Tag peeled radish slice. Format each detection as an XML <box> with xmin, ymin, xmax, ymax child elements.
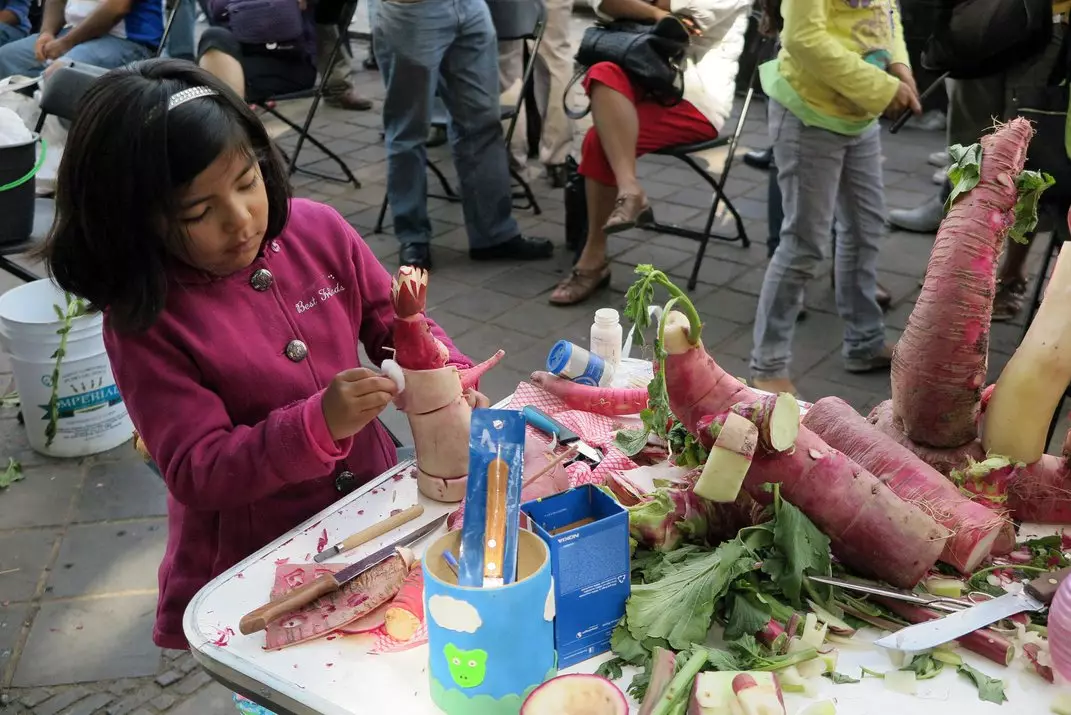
<box><xmin>884</xmin><ymin>670</ymin><xmax>917</xmax><ymax>695</ymax></box>
<box><xmin>796</xmin><ymin>700</ymin><xmax>837</xmax><ymax>715</ymax></box>
<box><xmin>521</xmin><ymin>675</ymin><xmax>628</xmax><ymax>715</ymax></box>
<box><xmin>337</xmin><ymin>602</ymin><xmax>390</xmax><ymax>634</ymax></box>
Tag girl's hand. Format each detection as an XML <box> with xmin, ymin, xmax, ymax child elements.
<box><xmin>464</xmin><ymin>389</ymin><xmax>491</xmax><ymax>409</ymax></box>
<box><xmin>884</xmin><ymin>79</ymin><xmax>921</xmax><ymax>119</ymax></box>
<box><xmin>889</xmin><ymin>62</ymin><xmax>918</xmax><ymax>95</ymax></box>
<box><xmin>33</xmin><ymin>32</ymin><xmax>54</xmax><ymax>62</ymax></box>
<box><xmin>322</xmin><ymin>368</ymin><xmax>399</xmax><ymax>441</ymax></box>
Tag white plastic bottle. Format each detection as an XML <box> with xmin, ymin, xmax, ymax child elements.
<box><xmin>590</xmin><ymin>308</ymin><xmax>623</xmax><ymax>369</ymax></box>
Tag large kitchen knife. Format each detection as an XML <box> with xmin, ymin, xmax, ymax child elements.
<box><xmin>873</xmin><ymin>567</ymin><xmax>1071</xmax><ymax>651</ymax></box>
<box><xmin>522</xmin><ymin>405</ymin><xmax>603</xmax><ymax>466</ymax></box>
<box><xmin>238</xmin><ymin>514</ymin><xmax>447</xmax><ymax>635</ymax></box>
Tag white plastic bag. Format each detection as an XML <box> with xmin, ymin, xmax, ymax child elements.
<box><xmin>0</xmin><ymin>107</ymin><xmax>32</xmax><ymax>148</ymax></box>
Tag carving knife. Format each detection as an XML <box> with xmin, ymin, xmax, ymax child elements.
<box><xmin>873</xmin><ymin>567</ymin><xmax>1071</xmax><ymax>651</ymax></box>
<box><xmin>522</xmin><ymin>405</ymin><xmax>603</xmax><ymax>466</ymax></box>
<box><xmin>482</xmin><ymin>454</ymin><xmax>509</xmax><ymax>588</ymax></box>
<box><xmin>314</xmin><ymin>504</ymin><xmax>424</xmax><ymax>562</ymax></box>
<box><xmin>238</xmin><ymin>514</ymin><xmax>446</xmax><ymax>635</ymax></box>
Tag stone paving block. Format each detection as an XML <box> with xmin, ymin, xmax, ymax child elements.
<box><xmin>154</xmin><ymin>670</ymin><xmax>182</xmax><ymax>688</ymax></box>
<box><xmin>167</xmin><ymin>682</ymin><xmax>235</xmax><ymax>715</ymax></box>
<box><xmin>64</xmin><ymin>692</ymin><xmax>116</xmax><ymax>715</ymax></box>
<box><xmin>17</xmin><ymin>688</ymin><xmax>52</xmax><ymax>708</ymax></box>
<box><xmin>457</xmin><ymin>323</ymin><xmax>539</xmax><ymax>364</ymax></box>
<box><xmin>615</xmin><ymin>242</ymin><xmax>692</xmax><ymax>274</ymax></box>
<box><xmin>481</xmin><ymin>267</ymin><xmax>562</xmax><ymax>300</ymax></box>
<box><xmin>33</xmin><ymin>688</ymin><xmax>89</xmax><ymax>715</ymax></box>
<box><xmin>47</xmin><ymin>519</ymin><xmax>166</xmax><ymax>599</ymax></box>
<box><xmin>75</xmin><ymin>461</ymin><xmax>167</xmax><ymax>523</ymax></box>
<box><xmin>172</xmin><ymin>670</ymin><xmax>211</xmax><ymax>697</ymax></box>
<box><xmin>475</xmin><ymin>367</ymin><xmax>530</xmax><ymax>406</ymax></box>
<box><xmin>493</xmin><ymin>297</ymin><xmax>595</xmax><ymax>342</ymax></box>
<box><xmin>877</xmin><ymin>232</ymin><xmax>935</xmax><ymax>278</ymax></box>
<box><xmin>14</xmin><ymin>595</ymin><xmax>159</xmax><ymax>687</ymax></box>
<box><xmin>424</xmin><ymin>311</ymin><xmax>479</xmax><ymax>342</ymax></box>
<box><xmin>692</xmin><ymin>288</ymin><xmax>759</xmax><ymax>326</ymax></box>
<box><xmin>0</xmin><ymin>453</ymin><xmax>82</xmax><ymax>530</ymax></box>
<box><xmin>0</xmin><ymin>531</ymin><xmax>58</xmax><ymax>602</ymax></box>
<box><xmin>666</xmin><ymin>251</ymin><xmax>754</xmax><ymax>289</ymax></box>
<box><xmin>151</xmin><ymin>693</ymin><xmax>177</xmax><ymax>710</ymax></box>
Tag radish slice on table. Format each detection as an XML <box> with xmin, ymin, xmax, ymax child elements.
<box><xmin>796</xmin><ymin>701</ymin><xmax>836</xmax><ymax>715</ymax></box>
<box><xmin>520</xmin><ymin>675</ymin><xmax>627</xmax><ymax>715</ymax></box>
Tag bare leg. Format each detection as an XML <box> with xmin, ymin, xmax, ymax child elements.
<box><xmin>199</xmin><ymin>49</ymin><xmax>245</xmax><ymax>98</ymax></box>
<box><xmin>590</xmin><ymin>83</ymin><xmax>643</xmax><ymax>198</ymax></box>
<box><xmin>574</xmin><ymin>177</ymin><xmax>618</xmax><ymax>270</ymax></box>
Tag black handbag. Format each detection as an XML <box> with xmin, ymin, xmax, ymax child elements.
<box><xmin>922</xmin><ymin>0</ymin><xmax>1052</xmax><ymax>80</ymax></box>
<box><xmin>563</xmin><ymin>157</ymin><xmax>587</xmax><ymax>259</ymax></box>
<box><xmin>565</xmin><ymin>15</ymin><xmax>691</xmax><ymax>119</ymax></box>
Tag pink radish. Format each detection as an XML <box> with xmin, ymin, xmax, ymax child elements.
<box><xmin>639</xmin><ymin>647</ymin><xmax>676</xmax><ymax>715</ymax></box>
<box><xmin>529</xmin><ymin>370</ymin><xmax>649</xmax><ymax>415</ymax></box>
<box><xmin>391</xmin><ymin>266</ymin><xmax>449</xmax><ymax>370</ymax></box>
<box><xmin>732</xmin><ymin>673</ymin><xmax>786</xmax><ymax>715</ymax></box>
<box><xmin>336</xmin><ymin>602</ymin><xmax>390</xmax><ymax>635</ymax></box>
<box><xmin>520</xmin><ymin>674</ymin><xmax>628</xmax><ymax>715</ymax></box>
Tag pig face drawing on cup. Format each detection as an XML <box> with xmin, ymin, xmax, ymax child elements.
<box><xmin>443</xmin><ymin>643</ymin><xmax>488</xmax><ymax>688</ymax></box>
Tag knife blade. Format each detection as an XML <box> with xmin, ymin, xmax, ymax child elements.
<box><xmin>873</xmin><ymin>567</ymin><xmax>1070</xmax><ymax>651</ymax></box>
<box><xmin>238</xmin><ymin>514</ymin><xmax>446</xmax><ymax>635</ymax></box>
<box><xmin>522</xmin><ymin>405</ymin><xmax>603</xmax><ymax>465</ymax></box>
<box><xmin>807</xmin><ymin>574</ymin><xmax>971</xmax><ymax>613</ymax></box>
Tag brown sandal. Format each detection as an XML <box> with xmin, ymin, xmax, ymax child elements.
<box><xmin>549</xmin><ymin>264</ymin><xmax>611</xmax><ymax>306</ymax></box>
<box><xmin>603</xmin><ymin>194</ymin><xmax>653</xmax><ymax>235</ymax></box>
<box><xmin>992</xmin><ymin>277</ymin><xmax>1028</xmax><ymax>322</ymax></box>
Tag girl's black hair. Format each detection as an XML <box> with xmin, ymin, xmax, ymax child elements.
<box><xmin>44</xmin><ymin>58</ymin><xmax>291</xmax><ymax>333</ymax></box>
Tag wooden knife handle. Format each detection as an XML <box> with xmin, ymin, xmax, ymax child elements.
<box><xmin>1025</xmin><ymin>567</ymin><xmax>1071</xmax><ymax>604</ymax></box>
<box><xmin>238</xmin><ymin>575</ymin><xmax>338</xmax><ymax>635</ymax></box>
<box><xmin>339</xmin><ymin>504</ymin><xmax>424</xmax><ymax>553</ymax></box>
<box><xmin>483</xmin><ymin>457</ymin><xmax>509</xmax><ymax>584</ymax></box>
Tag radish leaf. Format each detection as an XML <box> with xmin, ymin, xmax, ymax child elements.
<box><xmin>724</xmin><ymin>591</ymin><xmax>772</xmax><ymax>640</ymax></box>
<box><xmin>625</xmin><ymin>539</ymin><xmax>756</xmax><ymax>649</ymax></box>
<box><xmin>957</xmin><ymin>662</ymin><xmax>1007</xmax><ymax>704</ymax></box>
<box><xmin>760</xmin><ymin>485</ymin><xmax>832</xmax><ymax>607</ymax></box>
<box><xmin>824</xmin><ymin>671</ymin><xmax>861</xmax><ymax>684</ymax></box>
<box><xmin>1010</xmin><ymin>170</ymin><xmax>1055</xmax><ymax>244</ymax></box>
<box><xmin>0</xmin><ymin>458</ymin><xmax>22</xmax><ymax>489</ymax></box>
<box><xmin>945</xmin><ymin>143</ymin><xmax>981</xmax><ymax>210</ymax></box>
<box><xmin>615</xmin><ymin>427</ymin><xmax>650</xmax><ymax>457</ymax></box>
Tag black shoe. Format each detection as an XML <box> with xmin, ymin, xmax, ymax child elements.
<box><xmin>428</xmin><ymin>126</ymin><xmax>448</xmax><ymax>148</ymax></box>
<box><xmin>743</xmin><ymin>147</ymin><xmax>774</xmax><ymax>171</ymax></box>
<box><xmin>400</xmin><ymin>242</ymin><xmax>432</xmax><ymax>270</ymax></box>
<box><xmin>546</xmin><ymin>163</ymin><xmax>569</xmax><ymax>189</ymax></box>
<box><xmin>470</xmin><ymin>235</ymin><xmax>553</xmax><ymax>261</ymax></box>
<box><xmin>363</xmin><ymin>54</ymin><xmax>378</xmax><ymax>71</ymax></box>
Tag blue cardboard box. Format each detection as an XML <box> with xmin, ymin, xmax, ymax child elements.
<box><xmin>522</xmin><ymin>485</ymin><xmax>630</xmax><ymax>668</ymax></box>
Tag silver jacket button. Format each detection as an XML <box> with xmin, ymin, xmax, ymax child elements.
<box><xmin>250</xmin><ymin>268</ymin><xmax>273</xmax><ymax>291</ymax></box>
<box><xmin>285</xmin><ymin>340</ymin><xmax>308</xmax><ymax>362</ymax></box>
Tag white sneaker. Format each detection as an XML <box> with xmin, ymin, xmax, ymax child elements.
<box><xmin>928</xmin><ymin>150</ymin><xmax>949</xmax><ymax>167</ymax></box>
<box><xmin>932</xmin><ymin>167</ymin><xmax>948</xmax><ymax>184</ymax></box>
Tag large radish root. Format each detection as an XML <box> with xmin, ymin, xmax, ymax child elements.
<box><xmin>529</xmin><ymin>371</ymin><xmax>649</xmax><ymax>415</ymax></box>
<box><xmin>694</xmin><ymin>412</ymin><xmax>758</xmax><ymax>503</ymax></box>
<box><xmin>695</xmin><ymin>394</ymin><xmax>800</xmax><ymax>456</ymax></box>
<box><xmin>868</xmin><ymin>399</ymin><xmax>986</xmax><ymax>475</ymax></box>
<box><xmin>657</xmin><ymin>306</ymin><xmax>947</xmax><ymax>587</ymax></box>
<box><xmin>804</xmin><ymin>397</ymin><xmax>1005</xmax><ymax>574</ymax></box>
<box><xmin>1007</xmin><ymin>454</ymin><xmax>1071</xmax><ymax>523</ymax></box>
<box><xmin>984</xmin><ymin>248</ymin><xmax>1071</xmax><ymax>463</ymax></box>
<box><xmin>891</xmin><ymin>119</ymin><xmax>1034</xmax><ymax>448</ymax></box>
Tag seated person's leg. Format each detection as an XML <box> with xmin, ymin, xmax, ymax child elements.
<box><xmin>60</xmin><ymin>34</ymin><xmax>154</xmax><ymax>70</ymax></box>
<box><xmin>197</xmin><ymin>28</ymin><xmax>246</xmax><ymax>97</ymax></box>
<box><xmin>197</xmin><ymin>27</ymin><xmax>316</xmax><ymax>102</ymax></box>
<box><xmin>0</xmin><ymin>23</ymin><xmax>28</xmax><ymax>49</ymax></box>
<box><xmin>0</xmin><ymin>33</ymin><xmax>45</xmax><ymax>77</ymax></box>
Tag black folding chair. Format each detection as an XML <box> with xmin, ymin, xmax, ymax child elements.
<box><xmin>254</xmin><ymin>0</ymin><xmax>361</xmax><ymax>188</ymax></box>
<box><xmin>373</xmin><ymin>0</ymin><xmax>546</xmax><ymax>233</ymax></box>
<box><xmin>639</xmin><ymin>35</ymin><xmax>770</xmax><ymax>291</ymax></box>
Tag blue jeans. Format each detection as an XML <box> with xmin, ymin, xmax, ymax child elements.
<box><xmin>374</xmin><ymin>0</ymin><xmax>519</xmax><ymax>248</ymax></box>
<box><xmin>0</xmin><ymin>23</ymin><xmax>27</xmax><ymax>48</ymax></box>
<box><xmin>0</xmin><ymin>29</ymin><xmax>153</xmax><ymax>78</ymax></box>
<box><xmin>165</xmin><ymin>0</ymin><xmax>198</xmax><ymax>61</ymax></box>
<box><xmin>750</xmin><ymin>100</ymin><xmax>886</xmax><ymax>379</ymax></box>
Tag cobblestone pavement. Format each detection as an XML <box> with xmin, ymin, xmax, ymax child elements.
<box><xmin>0</xmin><ymin>21</ymin><xmax>1054</xmax><ymax>715</ymax></box>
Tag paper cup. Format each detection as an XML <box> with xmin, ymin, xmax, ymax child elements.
<box><xmin>423</xmin><ymin>530</ymin><xmax>556</xmax><ymax>714</ymax></box>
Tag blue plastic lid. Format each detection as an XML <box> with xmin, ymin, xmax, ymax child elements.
<box><xmin>546</xmin><ymin>340</ymin><xmax>573</xmax><ymax>376</ymax></box>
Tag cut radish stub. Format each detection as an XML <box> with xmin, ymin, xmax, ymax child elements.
<box><xmin>796</xmin><ymin>701</ymin><xmax>836</xmax><ymax>715</ymax></box>
<box><xmin>521</xmin><ymin>674</ymin><xmax>628</xmax><ymax>715</ymax></box>
<box><xmin>336</xmin><ymin>602</ymin><xmax>390</xmax><ymax>634</ymax></box>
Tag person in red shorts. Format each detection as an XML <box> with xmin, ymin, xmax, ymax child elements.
<box><xmin>550</xmin><ymin>0</ymin><xmax>752</xmax><ymax>305</ymax></box>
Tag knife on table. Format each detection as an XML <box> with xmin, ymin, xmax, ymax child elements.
<box><xmin>807</xmin><ymin>574</ymin><xmax>972</xmax><ymax>614</ymax></box>
<box><xmin>238</xmin><ymin>514</ymin><xmax>447</xmax><ymax>635</ymax></box>
<box><xmin>522</xmin><ymin>405</ymin><xmax>603</xmax><ymax>466</ymax></box>
<box><xmin>314</xmin><ymin>504</ymin><xmax>424</xmax><ymax>562</ymax></box>
<box><xmin>872</xmin><ymin>567</ymin><xmax>1071</xmax><ymax>651</ymax></box>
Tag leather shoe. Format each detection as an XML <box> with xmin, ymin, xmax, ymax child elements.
<box><xmin>743</xmin><ymin>147</ymin><xmax>774</xmax><ymax>171</ymax></box>
<box><xmin>470</xmin><ymin>235</ymin><xmax>553</xmax><ymax>261</ymax></box>
<box><xmin>400</xmin><ymin>243</ymin><xmax>432</xmax><ymax>270</ymax></box>
<box><xmin>546</xmin><ymin>163</ymin><xmax>569</xmax><ymax>189</ymax></box>
<box><xmin>325</xmin><ymin>89</ymin><xmax>372</xmax><ymax>111</ymax></box>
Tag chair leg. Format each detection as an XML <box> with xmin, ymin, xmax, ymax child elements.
<box><xmin>427</xmin><ymin>160</ymin><xmax>459</xmax><ymax>200</ymax></box>
<box><xmin>374</xmin><ymin>193</ymin><xmax>390</xmax><ymax>234</ymax></box>
<box><xmin>510</xmin><ymin>167</ymin><xmax>542</xmax><ymax>216</ymax></box>
<box><xmin>0</xmin><ymin>257</ymin><xmax>41</xmax><ymax>283</ymax></box>
<box><xmin>261</xmin><ymin>105</ymin><xmax>361</xmax><ymax>188</ymax></box>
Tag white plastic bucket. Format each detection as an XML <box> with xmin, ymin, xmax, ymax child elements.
<box><xmin>0</xmin><ymin>279</ymin><xmax>132</xmax><ymax>457</ymax></box>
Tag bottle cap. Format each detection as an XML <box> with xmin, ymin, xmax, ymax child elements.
<box><xmin>594</xmin><ymin>308</ymin><xmax>619</xmax><ymax>324</ymax></box>
<box><xmin>546</xmin><ymin>340</ymin><xmax>573</xmax><ymax>376</ymax></box>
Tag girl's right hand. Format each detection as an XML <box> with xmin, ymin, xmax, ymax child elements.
<box><xmin>322</xmin><ymin>368</ymin><xmax>399</xmax><ymax>441</ymax></box>
<box><xmin>885</xmin><ymin>80</ymin><xmax>922</xmax><ymax>119</ymax></box>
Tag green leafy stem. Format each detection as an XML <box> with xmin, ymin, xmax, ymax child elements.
<box><xmin>44</xmin><ymin>293</ymin><xmax>88</xmax><ymax>448</ymax></box>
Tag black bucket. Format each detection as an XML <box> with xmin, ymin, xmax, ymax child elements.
<box><xmin>0</xmin><ymin>134</ymin><xmax>45</xmax><ymax>246</ymax></box>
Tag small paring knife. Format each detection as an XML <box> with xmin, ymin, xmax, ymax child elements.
<box><xmin>522</xmin><ymin>405</ymin><xmax>603</xmax><ymax>466</ymax></box>
<box><xmin>872</xmin><ymin>567</ymin><xmax>1071</xmax><ymax>652</ymax></box>
<box><xmin>238</xmin><ymin>514</ymin><xmax>446</xmax><ymax>635</ymax></box>
<box><xmin>314</xmin><ymin>504</ymin><xmax>424</xmax><ymax>562</ymax></box>
<box><xmin>482</xmin><ymin>455</ymin><xmax>509</xmax><ymax>588</ymax></box>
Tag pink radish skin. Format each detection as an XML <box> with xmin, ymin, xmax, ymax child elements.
<box><xmin>521</xmin><ymin>674</ymin><xmax>627</xmax><ymax>715</ymax></box>
<box><xmin>336</xmin><ymin>602</ymin><xmax>390</xmax><ymax>634</ymax></box>
<box><xmin>803</xmin><ymin>396</ymin><xmax>1004</xmax><ymax>574</ymax></box>
<box><xmin>639</xmin><ymin>647</ymin><xmax>677</xmax><ymax>715</ymax></box>
<box><xmin>660</xmin><ymin>313</ymin><xmax>945</xmax><ymax>588</ymax></box>
<box><xmin>891</xmin><ymin>119</ymin><xmax>1033</xmax><ymax>448</ymax></box>
<box><xmin>529</xmin><ymin>371</ymin><xmax>649</xmax><ymax>415</ymax></box>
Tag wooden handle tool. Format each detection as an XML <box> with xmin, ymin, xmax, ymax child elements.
<box><xmin>314</xmin><ymin>504</ymin><xmax>424</xmax><ymax>562</ymax></box>
<box><xmin>239</xmin><ymin>574</ymin><xmax>339</xmax><ymax>635</ymax></box>
<box><xmin>482</xmin><ymin>457</ymin><xmax>509</xmax><ymax>588</ymax></box>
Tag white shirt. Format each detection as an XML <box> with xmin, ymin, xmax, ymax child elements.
<box><xmin>65</xmin><ymin>0</ymin><xmax>128</xmax><ymax>39</ymax></box>
<box><xmin>589</xmin><ymin>0</ymin><xmax>752</xmax><ymax>131</ymax></box>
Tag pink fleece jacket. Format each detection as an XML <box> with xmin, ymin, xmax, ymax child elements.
<box><xmin>104</xmin><ymin>199</ymin><xmax>471</xmax><ymax>649</ymax></box>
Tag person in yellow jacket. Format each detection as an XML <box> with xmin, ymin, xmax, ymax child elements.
<box><xmin>748</xmin><ymin>0</ymin><xmax>920</xmax><ymax>396</ymax></box>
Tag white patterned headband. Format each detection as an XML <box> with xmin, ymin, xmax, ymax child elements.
<box><xmin>168</xmin><ymin>86</ymin><xmax>218</xmax><ymax>111</ymax></box>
